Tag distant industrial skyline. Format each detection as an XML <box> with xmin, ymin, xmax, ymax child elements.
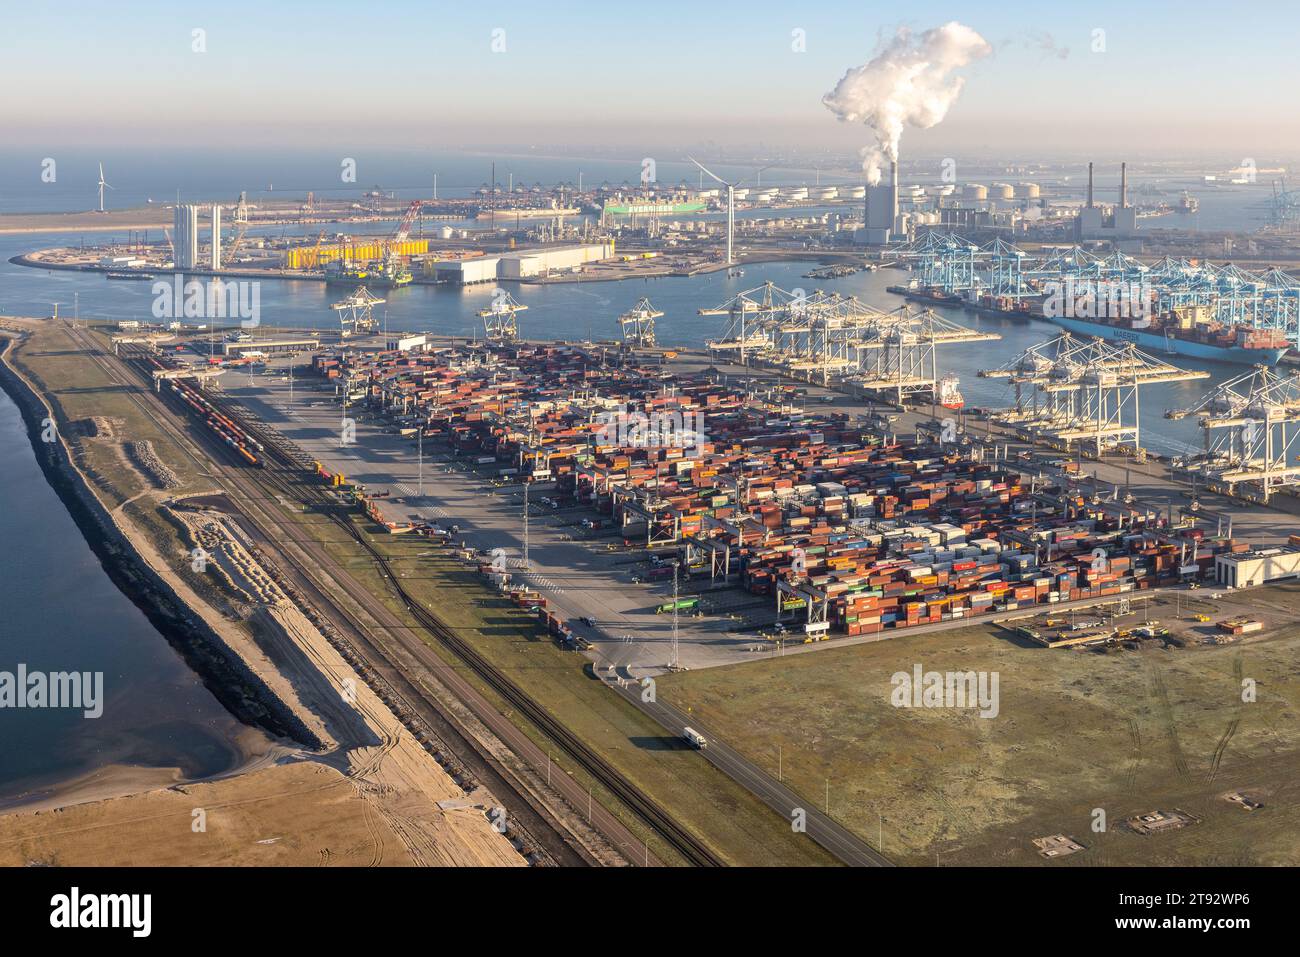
<box><xmin>5</xmin><ymin>0</ymin><xmax>1299</xmax><ymax>157</ymax></box>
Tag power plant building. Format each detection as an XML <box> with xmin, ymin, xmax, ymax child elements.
<box><xmin>858</xmin><ymin>161</ymin><xmax>899</xmax><ymax>245</ymax></box>
<box><xmin>174</xmin><ymin>204</ymin><xmax>200</xmax><ymax>270</ymax></box>
<box><xmin>1076</xmin><ymin>162</ymin><xmax>1139</xmax><ymax>240</ymax></box>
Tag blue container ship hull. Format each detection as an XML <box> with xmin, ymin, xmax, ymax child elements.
<box><xmin>1044</xmin><ymin>315</ymin><xmax>1288</xmax><ymax>366</ymax></box>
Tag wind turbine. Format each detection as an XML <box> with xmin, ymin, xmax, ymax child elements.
<box><xmin>687</xmin><ymin>157</ymin><xmax>767</xmax><ymax>267</ymax></box>
<box><xmin>96</xmin><ymin>163</ymin><xmax>113</xmax><ymax>213</ymax></box>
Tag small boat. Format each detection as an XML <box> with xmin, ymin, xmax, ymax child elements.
<box><xmin>727</xmin><ymin>267</ymin><xmax>745</xmax><ymax>278</ymax></box>
<box><xmin>938</xmin><ymin>373</ymin><xmax>964</xmax><ymax>411</ymax></box>
<box><xmin>105</xmin><ymin>271</ymin><xmax>156</xmax><ymax>281</ymax></box>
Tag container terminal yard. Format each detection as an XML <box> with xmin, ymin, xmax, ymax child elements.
<box><xmin>9</xmin><ymin>0</ymin><xmax>1300</xmax><ymax>892</ymax></box>
<box><xmin>174</xmin><ymin>327</ymin><xmax>1286</xmax><ymax>672</ymax></box>
<box><xmin>12</xmin><ymin>234</ymin><xmax>1300</xmax><ymax>872</ymax></box>
<box><xmin>83</xmin><ymin>277</ymin><xmax>1300</xmax><ymax>666</ymax></box>
<box><xmin>12</xmin><ymin>298</ymin><xmax>1295</xmax><ymax>869</ymax></box>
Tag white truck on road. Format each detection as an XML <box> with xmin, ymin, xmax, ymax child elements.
<box><xmin>683</xmin><ymin>727</ymin><xmax>708</xmax><ymax>749</ymax></box>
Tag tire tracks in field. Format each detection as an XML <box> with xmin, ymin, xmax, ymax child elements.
<box><xmin>1146</xmin><ymin>662</ymin><xmax>1189</xmax><ymax>778</ymax></box>
<box><xmin>1207</xmin><ymin>654</ymin><xmax>1247</xmax><ymax>785</ymax></box>
<box><xmin>1125</xmin><ymin>718</ymin><xmax>1142</xmax><ymax>793</ymax></box>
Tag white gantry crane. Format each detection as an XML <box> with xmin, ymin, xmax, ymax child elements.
<box><xmin>478</xmin><ymin>291</ymin><xmax>528</xmax><ymax>343</ymax></box>
<box><xmin>981</xmin><ymin>333</ymin><xmax>1209</xmax><ymax>459</ymax></box>
<box><xmin>617</xmin><ymin>296</ymin><xmax>663</xmax><ymax>348</ymax></box>
<box><xmin>697</xmin><ymin>280</ymin><xmax>796</xmax><ymax>364</ymax></box>
<box><xmin>1166</xmin><ymin>365</ymin><xmax>1300</xmax><ymax>502</ymax></box>
<box><xmin>699</xmin><ymin>281</ymin><xmax>998</xmax><ymax>400</ymax></box>
<box><xmin>331</xmin><ymin>286</ymin><xmax>386</xmax><ymax>338</ymax></box>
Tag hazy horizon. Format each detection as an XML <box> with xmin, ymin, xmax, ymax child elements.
<box><xmin>5</xmin><ymin>0</ymin><xmax>1298</xmax><ymax>160</ymax></box>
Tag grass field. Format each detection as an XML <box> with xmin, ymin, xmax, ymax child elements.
<box><xmin>352</xmin><ymin>522</ymin><xmax>836</xmax><ymax>866</ymax></box>
<box><xmin>660</xmin><ymin>596</ymin><xmax>1300</xmax><ymax>866</ymax></box>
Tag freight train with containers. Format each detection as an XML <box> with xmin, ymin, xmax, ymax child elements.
<box><xmin>138</xmin><ymin>353</ymin><xmax>265</xmax><ymax>467</ymax></box>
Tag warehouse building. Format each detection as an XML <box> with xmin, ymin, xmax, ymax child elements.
<box><xmin>385</xmin><ymin>334</ymin><xmax>429</xmax><ymax>352</ymax></box>
<box><xmin>433</xmin><ymin>256</ymin><xmax>502</xmax><ymax>285</ymax></box>
<box><xmin>433</xmin><ymin>244</ymin><xmax>614</xmax><ymax>284</ymax></box>
<box><xmin>1214</xmin><ymin>548</ymin><xmax>1300</xmax><ymax>588</ymax></box>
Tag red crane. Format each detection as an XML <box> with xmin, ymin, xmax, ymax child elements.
<box><xmin>392</xmin><ymin>200</ymin><xmax>423</xmax><ymax>244</ymax></box>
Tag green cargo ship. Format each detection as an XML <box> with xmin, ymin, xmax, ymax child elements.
<box><xmin>603</xmin><ymin>199</ymin><xmax>708</xmax><ymax>217</ymax></box>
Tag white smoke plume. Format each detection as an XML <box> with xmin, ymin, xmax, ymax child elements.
<box><xmin>823</xmin><ymin>21</ymin><xmax>992</xmax><ymax>184</ymax></box>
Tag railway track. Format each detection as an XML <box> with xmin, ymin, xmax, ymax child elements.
<box><xmin>237</xmin><ymin>413</ymin><xmax>724</xmax><ymax>867</ymax></box>
<box><xmin>113</xmin><ymin>340</ymin><xmax>722</xmax><ymax>866</ymax></box>
<box><xmin>58</xmin><ymin>329</ymin><xmax>587</xmax><ymax>864</ymax></box>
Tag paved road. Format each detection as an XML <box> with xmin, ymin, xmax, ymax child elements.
<box><xmin>602</xmin><ymin>675</ymin><xmax>891</xmax><ymax>866</ymax></box>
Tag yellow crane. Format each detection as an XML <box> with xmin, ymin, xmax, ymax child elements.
<box><xmin>302</xmin><ymin>230</ymin><xmax>326</xmax><ymax>270</ymax></box>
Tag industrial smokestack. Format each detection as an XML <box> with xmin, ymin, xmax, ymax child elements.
<box><xmin>890</xmin><ymin>159</ymin><xmax>899</xmax><ymax>221</ymax></box>
<box><xmin>1120</xmin><ymin>161</ymin><xmax>1128</xmax><ymax>209</ymax></box>
<box><xmin>1087</xmin><ymin>162</ymin><xmax>1094</xmax><ymax>208</ymax></box>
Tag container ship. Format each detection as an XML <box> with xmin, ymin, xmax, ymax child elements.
<box><xmin>888</xmin><ymin>283</ymin><xmax>1036</xmax><ymax>320</ymax></box>
<box><xmin>891</xmin><ymin>280</ymin><xmax>1289</xmax><ymax>365</ymax></box>
<box><xmin>476</xmin><ymin>204</ymin><xmax>580</xmax><ymax>220</ymax></box>
<box><xmin>1037</xmin><ymin>308</ymin><xmax>1289</xmax><ymax>366</ymax></box>
<box><xmin>601</xmin><ymin>199</ymin><xmax>708</xmax><ymax>218</ymax></box>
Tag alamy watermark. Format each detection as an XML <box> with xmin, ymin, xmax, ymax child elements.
<box><xmin>1043</xmin><ymin>277</ymin><xmax>1153</xmax><ymax>321</ymax></box>
<box><xmin>50</xmin><ymin>887</ymin><xmax>150</xmax><ymax>937</ymax></box>
<box><xmin>595</xmin><ymin>405</ymin><xmax>706</xmax><ymax>457</ymax></box>
<box><xmin>152</xmin><ymin>273</ymin><xmax>261</xmax><ymax>328</ymax></box>
<box><xmin>1</xmin><ymin>664</ymin><xmax>103</xmax><ymax>718</ymax></box>
<box><xmin>891</xmin><ymin>663</ymin><xmax>999</xmax><ymax>718</ymax></box>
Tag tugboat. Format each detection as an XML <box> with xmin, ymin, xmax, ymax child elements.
<box><xmin>937</xmin><ymin>373</ymin><xmax>964</xmax><ymax>411</ymax></box>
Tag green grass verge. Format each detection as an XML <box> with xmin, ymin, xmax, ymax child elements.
<box><xmin>659</xmin><ymin>599</ymin><xmax>1300</xmax><ymax>866</ymax></box>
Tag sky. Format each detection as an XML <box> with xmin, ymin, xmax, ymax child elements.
<box><xmin>3</xmin><ymin>0</ymin><xmax>1298</xmax><ymax>161</ymax></box>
